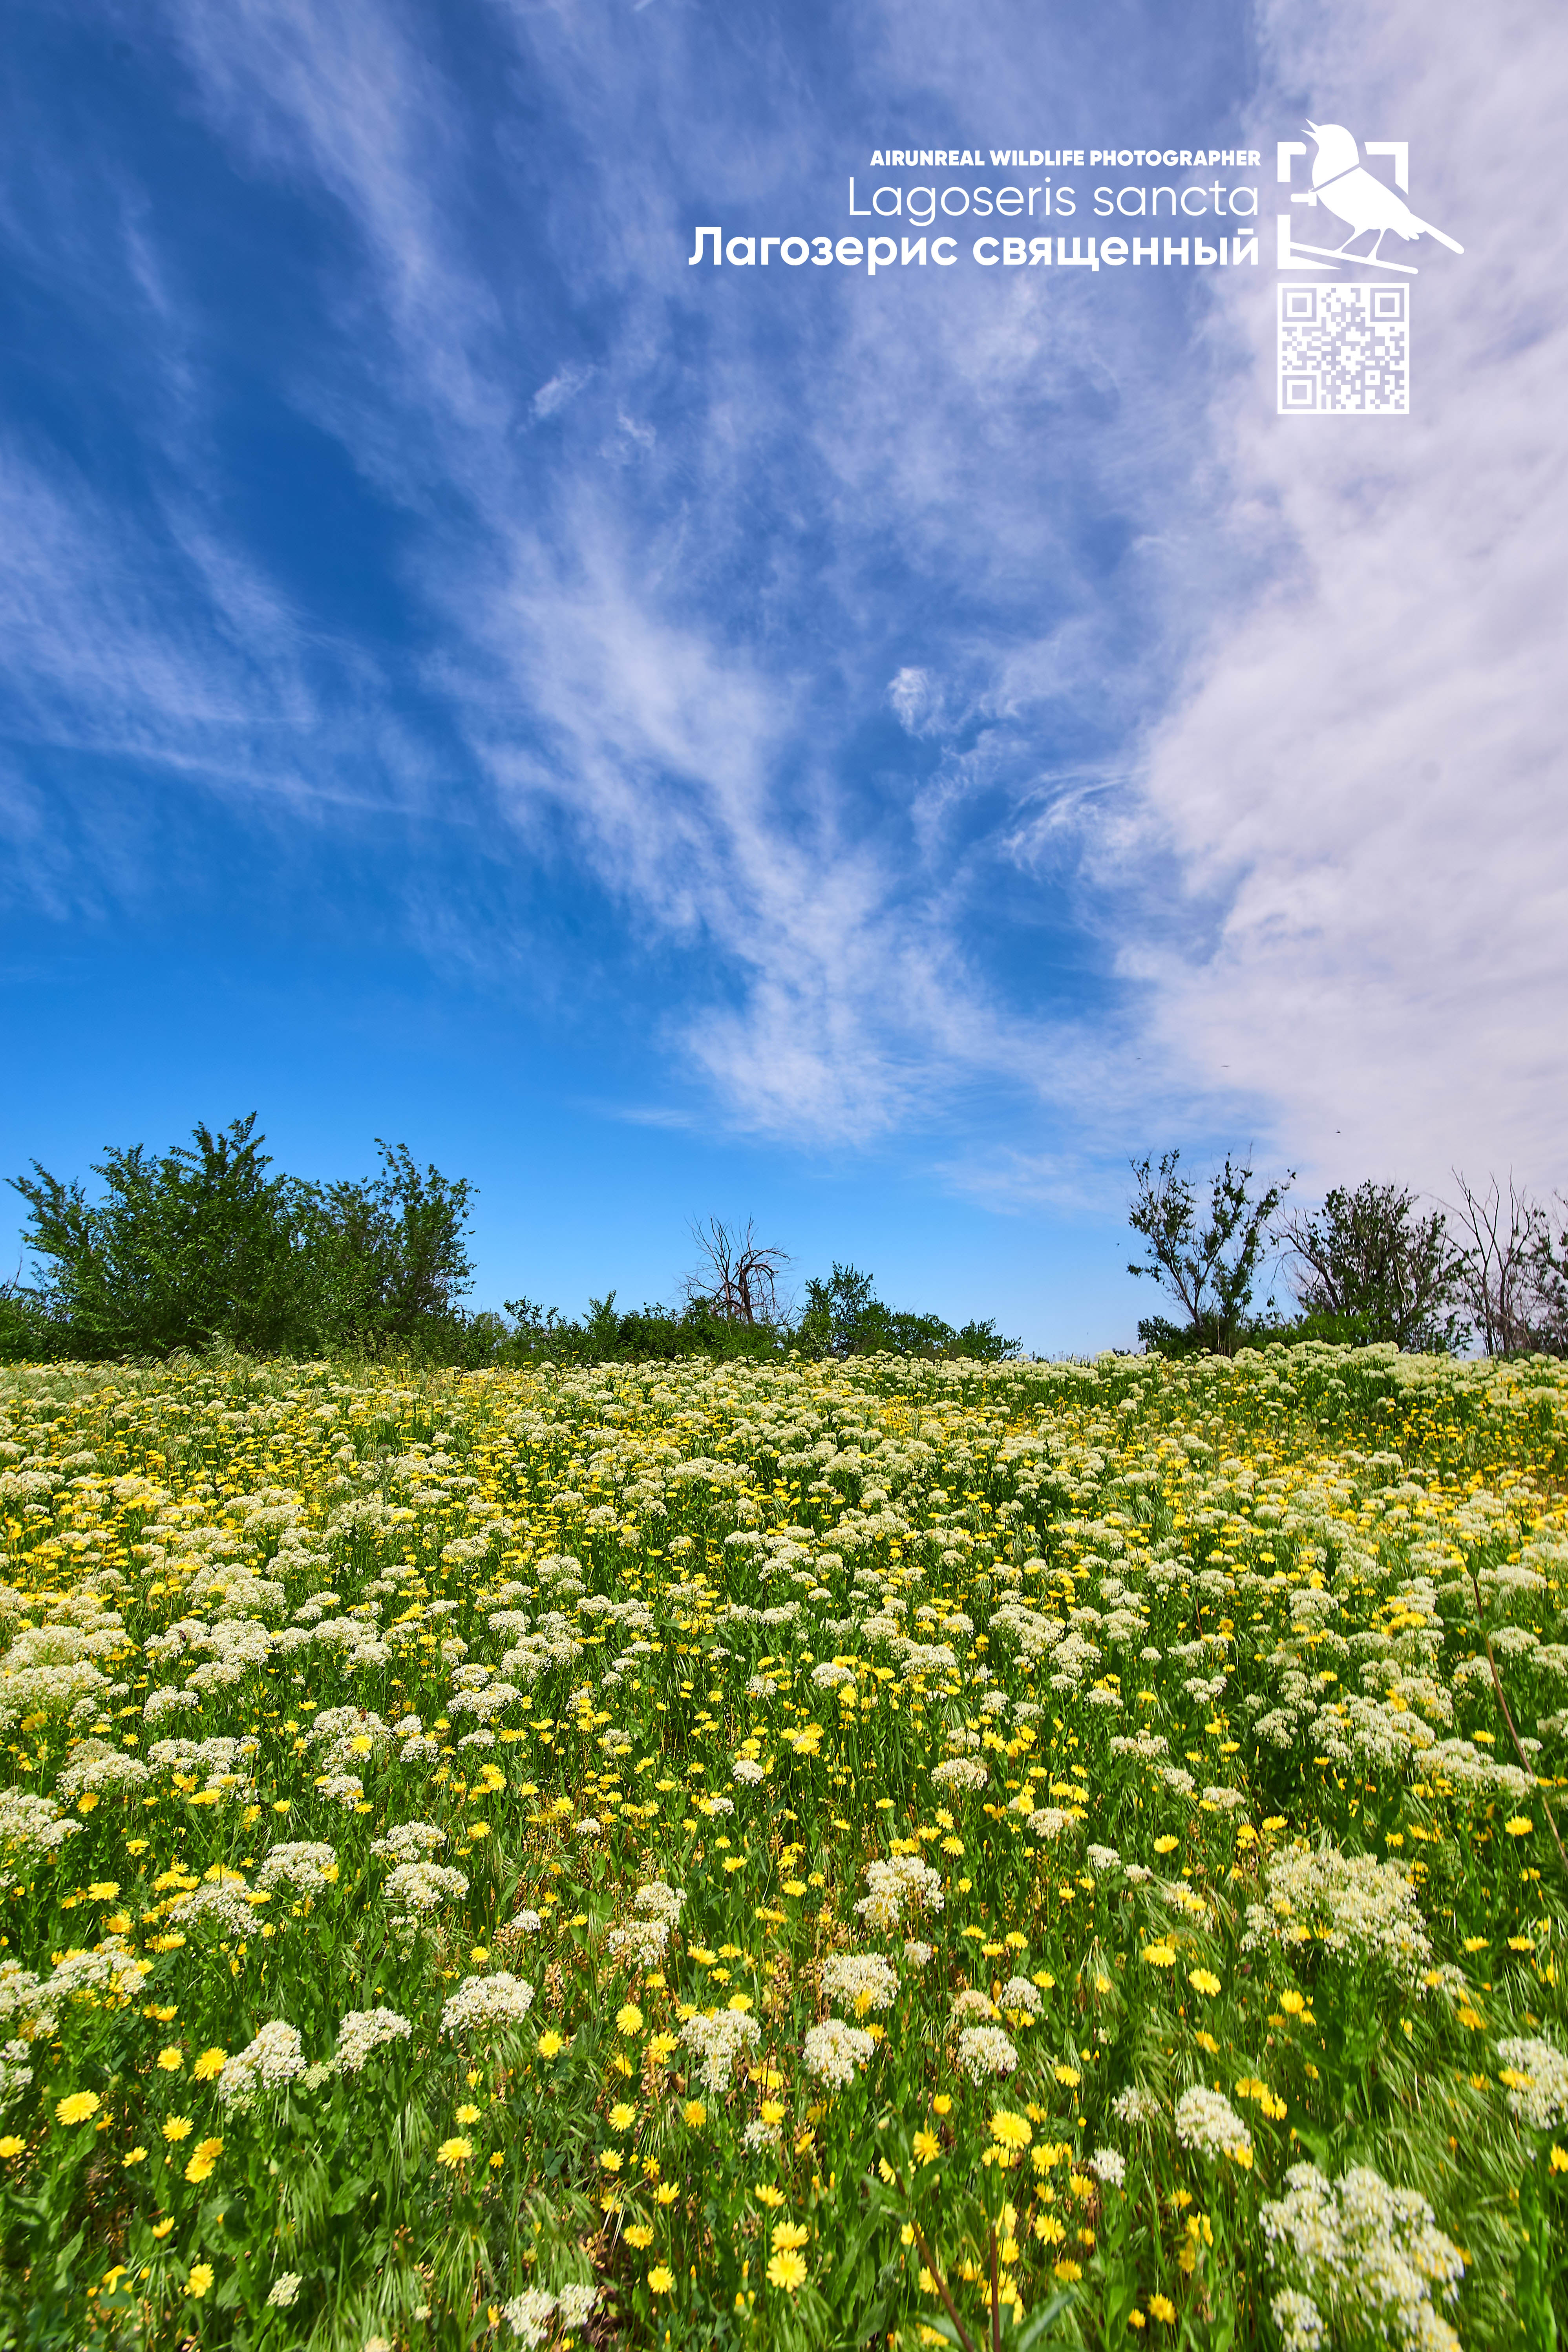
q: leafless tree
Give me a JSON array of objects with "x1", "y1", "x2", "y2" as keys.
[
  {"x1": 1447, "y1": 1172, "x2": 1568, "y2": 1356},
  {"x1": 684, "y1": 1218, "x2": 791, "y2": 1327}
]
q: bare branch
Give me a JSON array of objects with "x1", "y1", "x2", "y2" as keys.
[{"x1": 683, "y1": 1217, "x2": 791, "y2": 1327}]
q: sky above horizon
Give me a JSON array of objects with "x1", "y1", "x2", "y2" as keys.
[{"x1": 2, "y1": 0, "x2": 1564, "y2": 1352}]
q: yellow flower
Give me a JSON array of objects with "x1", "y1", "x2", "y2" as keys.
[
  {"x1": 0, "y1": 2136, "x2": 25, "y2": 2160},
  {"x1": 151, "y1": 2219, "x2": 175, "y2": 2241},
  {"x1": 767, "y1": 2249, "x2": 809, "y2": 2293},
  {"x1": 1149, "y1": 2295, "x2": 1177, "y2": 2324},
  {"x1": 55, "y1": 2092, "x2": 101, "y2": 2126},
  {"x1": 1129, "y1": 2314, "x2": 1147, "y2": 2331},
  {"x1": 123, "y1": 2147, "x2": 148, "y2": 2167},
  {"x1": 624, "y1": 2224, "x2": 654, "y2": 2250},
  {"x1": 600, "y1": 2150, "x2": 623, "y2": 2173},
  {"x1": 683, "y1": 2101, "x2": 706, "y2": 2128},
  {"x1": 1504, "y1": 1818, "x2": 1533, "y2": 1838},
  {"x1": 609, "y1": 2102, "x2": 636, "y2": 2130},
  {"x1": 185, "y1": 2263, "x2": 214, "y2": 2300},
  {"x1": 192, "y1": 2049, "x2": 227, "y2": 2082},
  {"x1": 456, "y1": 2104, "x2": 481, "y2": 2125},
  {"x1": 1153, "y1": 1837, "x2": 1179, "y2": 1855},
  {"x1": 184, "y1": 2138, "x2": 222, "y2": 2184},
  {"x1": 436, "y1": 2137, "x2": 472, "y2": 2167},
  {"x1": 914, "y1": 2128, "x2": 941, "y2": 2166},
  {"x1": 1188, "y1": 1970, "x2": 1221, "y2": 1997},
  {"x1": 647, "y1": 2266, "x2": 675, "y2": 2294},
  {"x1": 157, "y1": 2046, "x2": 184, "y2": 2072},
  {"x1": 991, "y1": 2112, "x2": 1032, "y2": 2149},
  {"x1": 771, "y1": 2223, "x2": 810, "y2": 2252},
  {"x1": 655, "y1": 2182, "x2": 680, "y2": 2205},
  {"x1": 87, "y1": 1881, "x2": 121, "y2": 1900},
  {"x1": 1054, "y1": 2065, "x2": 1081, "y2": 2088},
  {"x1": 1278, "y1": 1989, "x2": 1307, "y2": 2016},
  {"x1": 616, "y1": 2004, "x2": 644, "y2": 2035},
  {"x1": 536, "y1": 2032, "x2": 565, "y2": 2061},
  {"x1": 1194, "y1": 2032, "x2": 1220, "y2": 2057},
  {"x1": 1053, "y1": 2260, "x2": 1083, "y2": 2283},
  {"x1": 932, "y1": 2095, "x2": 952, "y2": 2116},
  {"x1": 163, "y1": 2117, "x2": 193, "y2": 2142},
  {"x1": 1142, "y1": 1943, "x2": 1177, "y2": 1968},
  {"x1": 755, "y1": 2185, "x2": 786, "y2": 2208},
  {"x1": 1550, "y1": 2146, "x2": 1568, "y2": 2175}
]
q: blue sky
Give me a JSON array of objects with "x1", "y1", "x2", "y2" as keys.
[{"x1": 2, "y1": 0, "x2": 1563, "y2": 1351}]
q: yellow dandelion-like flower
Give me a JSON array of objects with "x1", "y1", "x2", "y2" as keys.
[
  {"x1": 609, "y1": 2102, "x2": 636, "y2": 2130},
  {"x1": 655, "y1": 2182, "x2": 679, "y2": 2205},
  {"x1": 990, "y1": 2112, "x2": 1032, "y2": 2150},
  {"x1": 1550, "y1": 2146, "x2": 1568, "y2": 2174},
  {"x1": 913, "y1": 2128, "x2": 941, "y2": 2166},
  {"x1": 455, "y1": 2104, "x2": 481, "y2": 2125},
  {"x1": 647, "y1": 2266, "x2": 675, "y2": 2294},
  {"x1": 932, "y1": 2095, "x2": 952, "y2": 2116},
  {"x1": 0, "y1": 2136, "x2": 25, "y2": 2160},
  {"x1": 767, "y1": 2249, "x2": 808, "y2": 2293},
  {"x1": 185, "y1": 2263, "x2": 214, "y2": 2300},
  {"x1": 157, "y1": 2047, "x2": 183, "y2": 2073},
  {"x1": 192, "y1": 2049, "x2": 227, "y2": 2082},
  {"x1": 184, "y1": 2137, "x2": 222, "y2": 2184},
  {"x1": 1053, "y1": 2260, "x2": 1083, "y2": 2283},
  {"x1": 123, "y1": 2147, "x2": 148, "y2": 2168},
  {"x1": 771, "y1": 2222, "x2": 809, "y2": 2252},
  {"x1": 1141, "y1": 1943, "x2": 1177, "y2": 1969},
  {"x1": 55, "y1": 2092, "x2": 100, "y2": 2127},
  {"x1": 755, "y1": 2184, "x2": 786, "y2": 2208},
  {"x1": 151, "y1": 2219, "x2": 175, "y2": 2241},
  {"x1": 1054, "y1": 2065, "x2": 1081, "y2": 2089},
  {"x1": 1504, "y1": 1818, "x2": 1533, "y2": 1838},
  {"x1": 616, "y1": 2004, "x2": 644, "y2": 2035},
  {"x1": 87, "y1": 1881, "x2": 120, "y2": 1901},
  {"x1": 683, "y1": 2101, "x2": 706, "y2": 2128},
  {"x1": 624, "y1": 2224, "x2": 654, "y2": 2250},
  {"x1": 1149, "y1": 2295, "x2": 1177, "y2": 2324},
  {"x1": 536, "y1": 2031, "x2": 565, "y2": 2061},
  {"x1": 1188, "y1": 1970, "x2": 1221, "y2": 1997},
  {"x1": 163, "y1": 2117, "x2": 193, "y2": 2143},
  {"x1": 436, "y1": 2137, "x2": 472, "y2": 2167},
  {"x1": 1278, "y1": 1990, "x2": 1307, "y2": 2016}
]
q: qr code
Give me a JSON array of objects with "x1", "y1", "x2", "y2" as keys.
[{"x1": 1278, "y1": 283, "x2": 1409, "y2": 414}]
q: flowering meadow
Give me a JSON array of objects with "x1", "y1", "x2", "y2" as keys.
[{"x1": 2, "y1": 1344, "x2": 1567, "y2": 2352}]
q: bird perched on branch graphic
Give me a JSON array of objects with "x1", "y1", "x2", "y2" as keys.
[{"x1": 1302, "y1": 122, "x2": 1463, "y2": 261}]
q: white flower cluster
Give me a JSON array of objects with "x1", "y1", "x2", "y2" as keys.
[
  {"x1": 998, "y1": 1976, "x2": 1042, "y2": 2017},
  {"x1": 956, "y1": 2026, "x2": 1018, "y2": 2083},
  {"x1": 0, "y1": 2037, "x2": 33, "y2": 2107},
  {"x1": 820, "y1": 1953, "x2": 899, "y2": 2015},
  {"x1": 370, "y1": 1818, "x2": 445, "y2": 1862},
  {"x1": 608, "y1": 1879, "x2": 684, "y2": 1968},
  {"x1": 439, "y1": 1973, "x2": 536, "y2": 2039},
  {"x1": 802, "y1": 2017, "x2": 875, "y2": 2088},
  {"x1": 931, "y1": 1757, "x2": 989, "y2": 1793},
  {"x1": 384, "y1": 1862, "x2": 469, "y2": 1917},
  {"x1": 1496, "y1": 2034, "x2": 1568, "y2": 2131},
  {"x1": 903, "y1": 1939, "x2": 935, "y2": 1966},
  {"x1": 334, "y1": 2006, "x2": 411, "y2": 2074},
  {"x1": 55, "y1": 1749, "x2": 151, "y2": 1797},
  {"x1": 219, "y1": 2021, "x2": 307, "y2": 2110},
  {"x1": 1113, "y1": 2085, "x2": 1160, "y2": 2127},
  {"x1": 168, "y1": 1879, "x2": 258, "y2": 1936},
  {"x1": 680, "y1": 2007, "x2": 762, "y2": 2092},
  {"x1": 0, "y1": 1790, "x2": 83, "y2": 1879},
  {"x1": 1175, "y1": 2087, "x2": 1252, "y2": 2162},
  {"x1": 503, "y1": 2284, "x2": 595, "y2": 2345},
  {"x1": 731, "y1": 1757, "x2": 765, "y2": 1785},
  {"x1": 952, "y1": 1987, "x2": 997, "y2": 2025},
  {"x1": 258, "y1": 1842, "x2": 338, "y2": 1895},
  {"x1": 1090, "y1": 2147, "x2": 1126, "y2": 2189},
  {"x1": 854, "y1": 1853, "x2": 943, "y2": 1933},
  {"x1": 1027, "y1": 1807, "x2": 1072, "y2": 1842},
  {"x1": 1261, "y1": 2162, "x2": 1463, "y2": 2352},
  {"x1": 1242, "y1": 1847, "x2": 1433, "y2": 1986}
]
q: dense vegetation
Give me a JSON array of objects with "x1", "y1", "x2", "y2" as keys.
[{"x1": 1, "y1": 1343, "x2": 1565, "y2": 2350}]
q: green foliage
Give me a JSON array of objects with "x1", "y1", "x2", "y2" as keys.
[
  {"x1": 1280, "y1": 1181, "x2": 1468, "y2": 1353},
  {"x1": 1127, "y1": 1150, "x2": 1292, "y2": 1357},
  {"x1": 796, "y1": 1264, "x2": 1019, "y2": 1362}
]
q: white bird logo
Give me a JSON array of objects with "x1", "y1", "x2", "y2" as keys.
[{"x1": 1301, "y1": 122, "x2": 1463, "y2": 262}]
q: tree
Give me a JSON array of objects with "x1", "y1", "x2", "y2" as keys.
[
  {"x1": 1128, "y1": 1149, "x2": 1292, "y2": 1356},
  {"x1": 795, "y1": 1263, "x2": 1020, "y2": 1360},
  {"x1": 289, "y1": 1142, "x2": 477, "y2": 1355},
  {"x1": 1448, "y1": 1173, "x2": 1568, "y2": 1356},
  {"x1": 10, "y1": 1115, "x2": 302, "y2": 1356},
  {"x1": 1277, "y1": 1181, "x2": 1467, "y2": 1352},
  {"x1": 683, "y1": 1218, "x2": 791, "y2": 1327}
]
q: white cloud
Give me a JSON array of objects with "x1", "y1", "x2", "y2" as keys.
[{"x1": 1125, "y1": 0, "x2": 1568, "y2": 1193}]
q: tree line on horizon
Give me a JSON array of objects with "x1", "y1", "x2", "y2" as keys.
[
  {"x1": 2, "y1": 1117, "x2": 1563, "y2": 1371},
  {"x1": 0, "y1": 1118, "x2": 1018, "y2": 1369}
]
